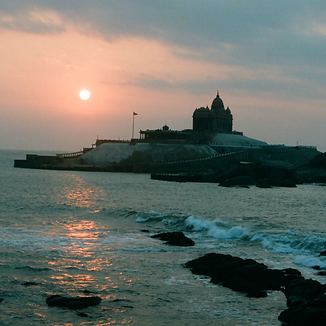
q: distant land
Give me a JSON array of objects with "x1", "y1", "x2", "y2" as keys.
[{"x1": 14, "y1": 92, "x2": 326, "y2": 186}]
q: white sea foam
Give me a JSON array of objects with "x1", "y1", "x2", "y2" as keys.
[
  {"x1": 185, "y1": 216, "x2": 249, "y2": 240},
  {"x1": 250, "y1": 232, "x2": 325, "y2": 255},
  {"x1": 294, "y1": 256, "x2": 326, "y2": 269},
  {"x1": 185, "y1": 216, "x2": 326, "y2": 258}
]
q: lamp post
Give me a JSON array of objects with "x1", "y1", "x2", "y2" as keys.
[{"x1": 132, "y1": 112, "x2": 138, "y2": 139}]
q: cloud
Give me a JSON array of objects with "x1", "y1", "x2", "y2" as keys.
[
  {"x1": 1, "y1": 1, "x2": 326, "y2": 100},
  {"x1": 1, "y1": 1, "x2": 326, "y2": 68},
  {"x1": 0, "y1": 8, "x2": 65, "y2": 34}
]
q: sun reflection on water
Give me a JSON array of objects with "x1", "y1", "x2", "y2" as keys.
[
  {"x1": 62, "y1": 174, "x2": 103, "y2": 209},
  {"x1": 48, "y1": 219, "x2": 112, "y2": 289}
]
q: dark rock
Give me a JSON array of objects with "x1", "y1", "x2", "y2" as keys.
[
  {"x1": 185, "y1": 253, "x2": 289, "y2": 296},
  {"x1": 269, "y1": 178, "x2": 297, "y2": 188},
  {"x1": 46, "y1": 295, "x2": 101, "y2": 309},
  {"x1": 318, "y1": 271, "x2": 326, "y2": 276},
  {"x1": 278, "y1": 294, "x2": 326, "y2": 325},
  {"x1": 282, "y1": 278, "x2": 326, "y2": 307},
  {"x1": 278, "y1": 277, "x2": 326, "y2": 325},
  {"x1": 22, "y1": 281, "x2": 39, "y2": 286},
  {"x1": 256, "y1": 179, "x2": 273, "y2": 188},
  {"x1": 82, "y1": 289, "x2": 96, "y2": 294},
  {"x1": 151, "y1": 232, "x2": 195, "y2": 246},
  {"x1": 77, "y1": 312, "x2": 89, "y2": 317},
  {"x1": 140, "y1": 229, "x2": 150, "y2": 233},
  {"x1": 282, "y1": 268, "x2": 302, "y2": 277},
  {"x1": 0, "y1": 298, "x2": 3, "y2": 303},
  {"x1": 319, "y1": 250, "x2": 326, "y2": 256},
  {"x1": 219, "y1": 176, "x2": 255, "y2": 187},
  {"x1": 246, "y1": 290, "x2": 268, "y2": 298},
  {"x1": 307, "y1": 153, "x2": 326, "y2": 169}
]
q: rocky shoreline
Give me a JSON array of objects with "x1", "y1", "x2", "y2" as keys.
[
  {"x1": 1, "y1": 230, "x2": 324, "y2": 324},
  {"x1": 152, "y1": 231, "x2": 326, "y2": 325},
  {"x1": 152, "y1": 152, "x2": 326, "y2": 187}
]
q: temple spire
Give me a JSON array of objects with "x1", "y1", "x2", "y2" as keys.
[{"x1": 216, "y1": 89, "x2": 220, "y2": 97}]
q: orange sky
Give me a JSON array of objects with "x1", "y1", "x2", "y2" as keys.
[{"x1": 0, "y1": 3, "x2": 325, "y2": 151}]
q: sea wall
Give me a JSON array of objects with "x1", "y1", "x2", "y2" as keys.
[{"x1": 80, "y1": 142, "x2": 218, "y2": 167}]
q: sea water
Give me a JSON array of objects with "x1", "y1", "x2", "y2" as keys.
[{"x1": 0, "y1": 150, "x2": 325, "y2": 325}]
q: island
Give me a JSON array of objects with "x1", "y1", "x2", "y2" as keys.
[{"x1": 14, "y1": 92, "x2": 326, "y2": 185}]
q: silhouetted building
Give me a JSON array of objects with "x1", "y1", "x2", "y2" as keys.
[
  {"x1": 139, "y1": 92, "x2": 235, "y2": 143},
  {"x1": 139, "y1": 125, "x2": 192, "y2": 143},
  {"x1": 193, "y1": 91, "x2": 233, "y2": 133}
]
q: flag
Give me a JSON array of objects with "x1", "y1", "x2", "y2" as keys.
[{"x1": 133, "y1": 112, "x2": 138, "y2": 116}]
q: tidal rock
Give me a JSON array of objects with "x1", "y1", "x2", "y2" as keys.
[
  {"x1": 151, "y1": 231, "x2": 195, "y2": 247},
  {"x1": 22, "y1": 281, "x2": 39, "y2": 286},
  {"x1": 282, "y1": 277, "x2": 326, "y2": 307},
  {"x1": 82, "y1": 289, "x2": 96, "y2": 294},
  {"x1": 219, "y1": 176, "x2": 255, "y2": 187},
  {"x1": 278, "y1": 277, "x2": 326, "y2": 325},
  {"x1": 185, "y1": 253, "x2": 293, "y2": 297},
  {"x1": 278, "y1": 294, "x2": 326, "y2": 325},
  {"x1": 77, "y1": 312, "x2": 89, "y2": 317},
  {"x1": 319, "y1": 250, "x2": 326, "y2": 256},
  {"x1": 318, "y1": 271, "x2": 326, "y2": 276},
  {"x1": 46, "y1": 295, "x2": 101, "y2": 309},
  {"x1": 0, "y1": 298, "x2": 3, "y2": 303}
]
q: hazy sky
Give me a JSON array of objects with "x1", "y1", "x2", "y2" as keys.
[{"x1": 1, "y1": 1, "x2": 325, "y2": 151}]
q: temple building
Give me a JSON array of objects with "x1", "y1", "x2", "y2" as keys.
[
  {"x1": 193, "y1": 91, "x2": 233, "y2": 133},
  {"x1": 139, "y1": 91, "x2": 236, "y2": 143}
]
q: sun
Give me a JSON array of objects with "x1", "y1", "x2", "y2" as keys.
[{"x1": 79, "y1": 89, "x2": 91, "y2": 101}]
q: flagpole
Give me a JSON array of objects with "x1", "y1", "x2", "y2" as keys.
[{"x1": 132, "y1": 112, "x2": 138, "y2": 140}]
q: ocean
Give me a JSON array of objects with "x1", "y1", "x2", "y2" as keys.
[{"x1": 0, "y1": 150, "x2": 325, "y2": 325}]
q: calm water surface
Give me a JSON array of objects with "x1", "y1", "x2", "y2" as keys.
[{"x1": 0, "y1": 150, "x2": 325, "y2": 325}]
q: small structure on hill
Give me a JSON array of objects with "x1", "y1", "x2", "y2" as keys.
[
  {"x1": 193, "y1": 90, "x2": 233, "y2": 133},
  {"x1": 139, "y1": 91, "x2": 240, "y2": 144}
]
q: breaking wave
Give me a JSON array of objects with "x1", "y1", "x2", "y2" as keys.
[
  {"x1": 135, "y1": 211, "x2": 326, "y2": 268},
  {"x1": 185, "y1": 215, "x2": 249, "y2": 240},
  {"x1": 294, "y1": 256, "x2": 326, "y2": 269}
]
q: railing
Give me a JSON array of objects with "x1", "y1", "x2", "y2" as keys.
[{"x1": 56, "y1": 151, "x2": 83, "y2": 158}]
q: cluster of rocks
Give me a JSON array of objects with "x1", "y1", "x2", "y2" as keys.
[
  {"x1": 218, "y1": 163, "x2": 298, "y2": 188},
  {"x1": 219, "y1": 153, "x2": 326, "y2": 187},
  {"x1": 152, "y1": 231, "x2": 326, "y2": 325},
  {"x1": 2, "y1": 230, "x2": 323, "y2": 325},
  {"x1": 279, "y1": 278, "x2": 326, "y2": 325},
  {"x1": 185, "y1": 253, "x2": 299, "y2": 297},
  {"x1": 151, "y1": 231, "x2": 195, "y2": 246},
  {"x1": 184, "y1": 252, "x2": 326, "y2": 325}
]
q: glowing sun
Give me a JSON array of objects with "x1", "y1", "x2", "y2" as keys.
[{"x1": 79, "y1": 89, "x2": 91, "y2": 101}]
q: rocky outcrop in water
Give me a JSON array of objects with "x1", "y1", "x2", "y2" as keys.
[
  {"x1": 184, "y1": 253, "x2": 326, "y2": 324},
  {"x1": 151, "y1": 232, "x2": 195, "y2": 247},
  {"x1": 46, "y1": 295, "x2": 102, "y2": 309},
  {"x1": 184, "y1": 253, "x2": 300, "y2": 297},
  {"x1": 22, "y1": 281, "x2": 39, "y2": 286},
  {"x1": 278, "y1": 278, "x2": 326, "y2": 325},
  {"x1": 218, "y1": 164, "x2": 298, "y2": 188}
]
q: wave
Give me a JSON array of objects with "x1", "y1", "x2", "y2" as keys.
[
  {"x1": 15, "y1": 265, "x2": 52, "y2": 272},
  {"x1": 250, "y1": 232, "x2": 325, "y2": 255},
  {"x1": 294, "y1": 256, "x2": 326, "y2": 269},
  {"x1": 135, "y1": 210, "x2": 184, "y2": 226},
  {"x1": 136, "y1": 213, "x2": 326, "y2": 257},
  {"x1": 185, "y1": 215, "x2": 249, "y2": 240},
  {"x1": 184, "y1": 215, "x2": 326, "y2": 268}
]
